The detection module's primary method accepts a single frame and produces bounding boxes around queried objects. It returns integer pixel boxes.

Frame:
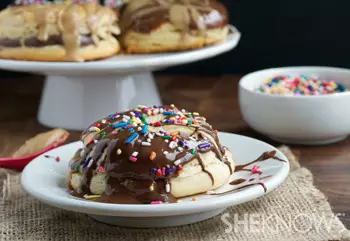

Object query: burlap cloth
[0,146,349,241]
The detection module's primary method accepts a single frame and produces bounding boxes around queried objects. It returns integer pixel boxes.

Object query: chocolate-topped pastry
[68,105,235,204]
[119,0,229,53]
[0,2,121,62]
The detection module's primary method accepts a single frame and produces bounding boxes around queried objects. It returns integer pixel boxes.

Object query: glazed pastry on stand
[120,0,229,53]
[0,2,121,62]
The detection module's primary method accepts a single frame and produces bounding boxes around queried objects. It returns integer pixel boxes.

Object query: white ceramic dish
[239,66,350,145]
[21,132,289,228]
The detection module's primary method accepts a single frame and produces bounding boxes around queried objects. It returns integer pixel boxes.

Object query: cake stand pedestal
[39,73,161,130]
[0,26,240,130]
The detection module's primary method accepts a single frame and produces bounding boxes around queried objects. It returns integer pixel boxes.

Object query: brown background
[0,73,349,228]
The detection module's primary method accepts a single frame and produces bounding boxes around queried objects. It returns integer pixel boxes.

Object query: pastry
[68,105,235,204]
[0,2,121,62]
[119,0,229,53]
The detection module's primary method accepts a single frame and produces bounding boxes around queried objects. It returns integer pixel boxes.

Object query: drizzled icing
[119,0,228,33]
[2,3,119,61]
[69,105,233,204]
[209,151,287,195]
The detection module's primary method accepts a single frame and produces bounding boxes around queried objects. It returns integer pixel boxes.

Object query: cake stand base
[38,72,162,130]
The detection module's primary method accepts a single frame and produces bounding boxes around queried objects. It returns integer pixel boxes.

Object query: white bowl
[239,66,350,145]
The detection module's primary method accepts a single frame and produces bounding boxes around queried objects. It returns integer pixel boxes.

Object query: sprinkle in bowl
[239,66,350,145]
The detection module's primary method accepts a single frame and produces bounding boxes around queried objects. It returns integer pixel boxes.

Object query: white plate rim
[21,132,289,217]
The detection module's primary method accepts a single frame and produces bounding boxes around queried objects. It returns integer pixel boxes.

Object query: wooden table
[0,73,349,228]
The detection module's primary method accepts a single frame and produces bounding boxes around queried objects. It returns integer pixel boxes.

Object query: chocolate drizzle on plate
[234,151,286,173]
[208,151,286,195]
[69,105,233,204]
[229,178,246,185]
[227,175,273,193]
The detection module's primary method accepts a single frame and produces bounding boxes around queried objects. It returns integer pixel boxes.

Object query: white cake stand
[0,26,240,130]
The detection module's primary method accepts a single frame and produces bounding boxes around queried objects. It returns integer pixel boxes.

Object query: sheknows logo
[221,212,346,234]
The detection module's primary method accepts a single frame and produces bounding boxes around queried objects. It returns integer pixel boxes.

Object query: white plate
[21,132,289,228]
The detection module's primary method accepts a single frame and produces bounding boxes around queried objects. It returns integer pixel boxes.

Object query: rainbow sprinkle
[256,75,346,96]
[198,143,211,149]
[141,124,148,135]
[251,165,260,174]
[140,114,147,124]
[82,157,92,168]
[129,156,137,162]
[149,152,156,161]
[84,195,101,200]
[113,122,127,129]
[125,132,138,144]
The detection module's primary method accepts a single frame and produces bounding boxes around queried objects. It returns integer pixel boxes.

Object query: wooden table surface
[0,73,349,228]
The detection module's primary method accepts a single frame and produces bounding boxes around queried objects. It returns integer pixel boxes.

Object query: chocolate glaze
[230,175,273,191]
[231,182,267,193]
[197,154,214,185]
[70,105,233,204]
[208,151,286,195]
[230,178,246,185]
[120,0,228,34]
[217,176,272,195]
[234,151,286,173]
[0,35,94,48]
